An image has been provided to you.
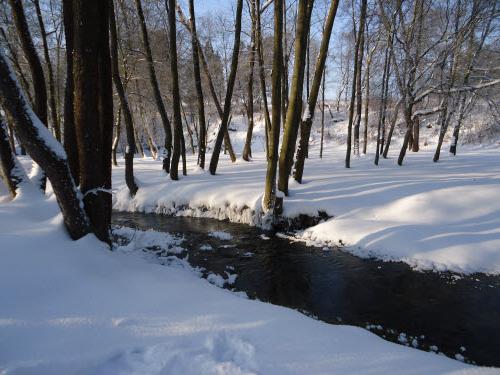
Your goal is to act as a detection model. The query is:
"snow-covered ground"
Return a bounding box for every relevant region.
[113,139,500,275]
[2,184,500,374]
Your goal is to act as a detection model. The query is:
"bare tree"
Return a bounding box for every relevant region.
[294,0,340,183]
[278,0,313,195]
[263,0,283,213]
[109,0,138,195]
[134,0,172,173]
[188,0,207,168]
[33,0,61,140]
[209,0,244,175]
[166,0,184,180]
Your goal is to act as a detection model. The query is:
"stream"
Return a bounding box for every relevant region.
[112,211,500,367]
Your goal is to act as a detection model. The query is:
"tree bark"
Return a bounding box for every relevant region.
[165,0,184,180]
[262,0,282,213]
[0,50,90,240]
[209,0,244,175]
[73,0,114,243]
[62,0,79,184]
[293,0,339,183]
[277,0,313,195]
[112,105,122,167]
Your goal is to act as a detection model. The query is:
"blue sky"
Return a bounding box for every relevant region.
[187,0,232,15]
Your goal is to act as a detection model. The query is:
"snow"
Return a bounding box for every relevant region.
[209,230,233,240]
[113,141,500,275]
[1,188,498,374]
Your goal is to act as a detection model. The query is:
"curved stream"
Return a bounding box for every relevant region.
[113,211,500,367]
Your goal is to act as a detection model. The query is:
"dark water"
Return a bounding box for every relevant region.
[112,211,500,367]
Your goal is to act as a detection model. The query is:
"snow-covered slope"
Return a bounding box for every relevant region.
[1,188,499,374]
[113,142,500,275]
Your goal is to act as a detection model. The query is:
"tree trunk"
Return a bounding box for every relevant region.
[412,115,419,152]
[255,0,271,158]
[319,67,326,158]
[112,106,122,167]
[262,0,282,214]
[0,50,90,240]
[242,0,257,162]
[62,0,79,184]
[353,5,367,157]
[8,0,47,127]
[293,0,339,183]
[0,26,34,106]
[134,0,172,173]
[165,0,184,180]
[209,0,244,175]
[109,0,138,196]
[375,28,393,165]
[188,0,206,168]
[382,101,400,159]
[9,0,48,190]
[33,0,60,141]
[277,0,313,195]
[0,114,25,197]
[73,0,114,243]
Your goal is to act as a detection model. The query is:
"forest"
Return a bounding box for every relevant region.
[0,0,499,373]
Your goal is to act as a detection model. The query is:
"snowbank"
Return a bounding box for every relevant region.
[113,143,500,275]
[2,184,498,373]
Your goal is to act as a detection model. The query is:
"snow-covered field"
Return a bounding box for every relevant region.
[113,141,500,275]
[2,184,500,374]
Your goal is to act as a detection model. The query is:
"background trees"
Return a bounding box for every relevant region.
[0,0,498,235]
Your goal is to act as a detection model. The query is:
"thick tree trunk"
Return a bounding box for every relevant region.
[188,0,206,168]
[109,0,138,196]
[134,0,172,173]
[277,0,313,195]
[262,0,282,214]
[62,0,79,184]
[293,0,339,183]
[0,50,90,240]
[33,0,60,141]
[208,0,243,175]
[73,0,113,243]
